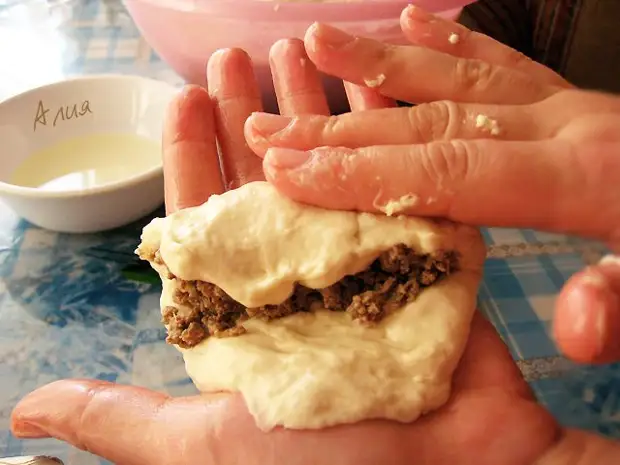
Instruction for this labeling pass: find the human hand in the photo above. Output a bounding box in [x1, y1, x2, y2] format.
[245, 6, 620, 365]
[163, 38, 393, 209]
[11, 38, 578, 465]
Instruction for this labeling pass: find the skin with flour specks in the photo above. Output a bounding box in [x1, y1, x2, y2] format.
[137, 181, 486, 431]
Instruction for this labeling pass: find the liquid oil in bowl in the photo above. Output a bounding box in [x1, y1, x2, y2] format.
[10, 133, 161, 191]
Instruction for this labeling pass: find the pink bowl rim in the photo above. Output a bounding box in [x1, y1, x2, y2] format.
[124, 0, 477, 22]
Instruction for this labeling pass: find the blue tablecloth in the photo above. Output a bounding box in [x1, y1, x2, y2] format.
[0, 1, 618, 463]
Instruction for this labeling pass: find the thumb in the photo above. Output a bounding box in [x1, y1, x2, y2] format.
[11, 379, 239, 465]
[10, 380, 423, 465]
[262, 139, 618, 242]
[554, 255, 620, 364]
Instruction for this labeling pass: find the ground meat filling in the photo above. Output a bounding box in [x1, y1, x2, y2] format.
[152, 245, 458, 349]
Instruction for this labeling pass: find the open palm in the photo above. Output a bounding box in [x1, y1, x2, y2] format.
[11, 313, 558, 465]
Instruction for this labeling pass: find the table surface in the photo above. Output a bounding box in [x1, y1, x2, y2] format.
[0, 0, 619, 463]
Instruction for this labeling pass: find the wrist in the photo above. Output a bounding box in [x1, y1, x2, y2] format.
[535, 428, 620, 465]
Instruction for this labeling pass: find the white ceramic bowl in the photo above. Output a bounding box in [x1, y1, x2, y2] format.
[0, 75, 178, 234]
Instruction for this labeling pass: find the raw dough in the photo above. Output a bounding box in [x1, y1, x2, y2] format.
[138, 181, 486, 431]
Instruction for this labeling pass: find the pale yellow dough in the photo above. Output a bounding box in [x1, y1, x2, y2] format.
[137, 181, 486, 431]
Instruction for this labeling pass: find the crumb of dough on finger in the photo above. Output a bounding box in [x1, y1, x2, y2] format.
[374, 193, 419, 217]
[475, 114, 501, 136]
[448, 33, 460, 44]
[364, 74, 386, 88]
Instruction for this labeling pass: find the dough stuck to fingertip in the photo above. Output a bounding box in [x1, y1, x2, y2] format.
[475, 114, 501, 136]
[580, 272, 608, 289]
[364, 74, 386, 88]
[374, 193, 419, 216]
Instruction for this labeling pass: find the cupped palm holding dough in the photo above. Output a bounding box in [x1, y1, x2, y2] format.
[137, 181, 485, 430]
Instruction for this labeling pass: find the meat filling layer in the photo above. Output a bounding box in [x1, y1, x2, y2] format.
[145, 245, 458, 349]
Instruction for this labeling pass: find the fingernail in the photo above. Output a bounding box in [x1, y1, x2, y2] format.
[312, 23, 355, 49]
[181, 85, 194, 98]
[180, 84, 207, 102]
[599, 254, 620, 266]
[403, 4, 436, 24]
[12, 420, 48, 438]
[269, 38, 299, 61]
[579, 271, 611, 355]
[249, 112, 294, 138]
[206, 48, 228, 76]
[206, 48, 235, 85]
[580, 271, 607, 289]
[265, 148, 311, 169]
[210, 47, 233, 62]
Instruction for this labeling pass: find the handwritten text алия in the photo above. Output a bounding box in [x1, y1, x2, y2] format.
[33, 100, 93, 131]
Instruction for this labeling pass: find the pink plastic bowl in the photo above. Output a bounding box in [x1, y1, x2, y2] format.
[124, 0, 476, 112]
